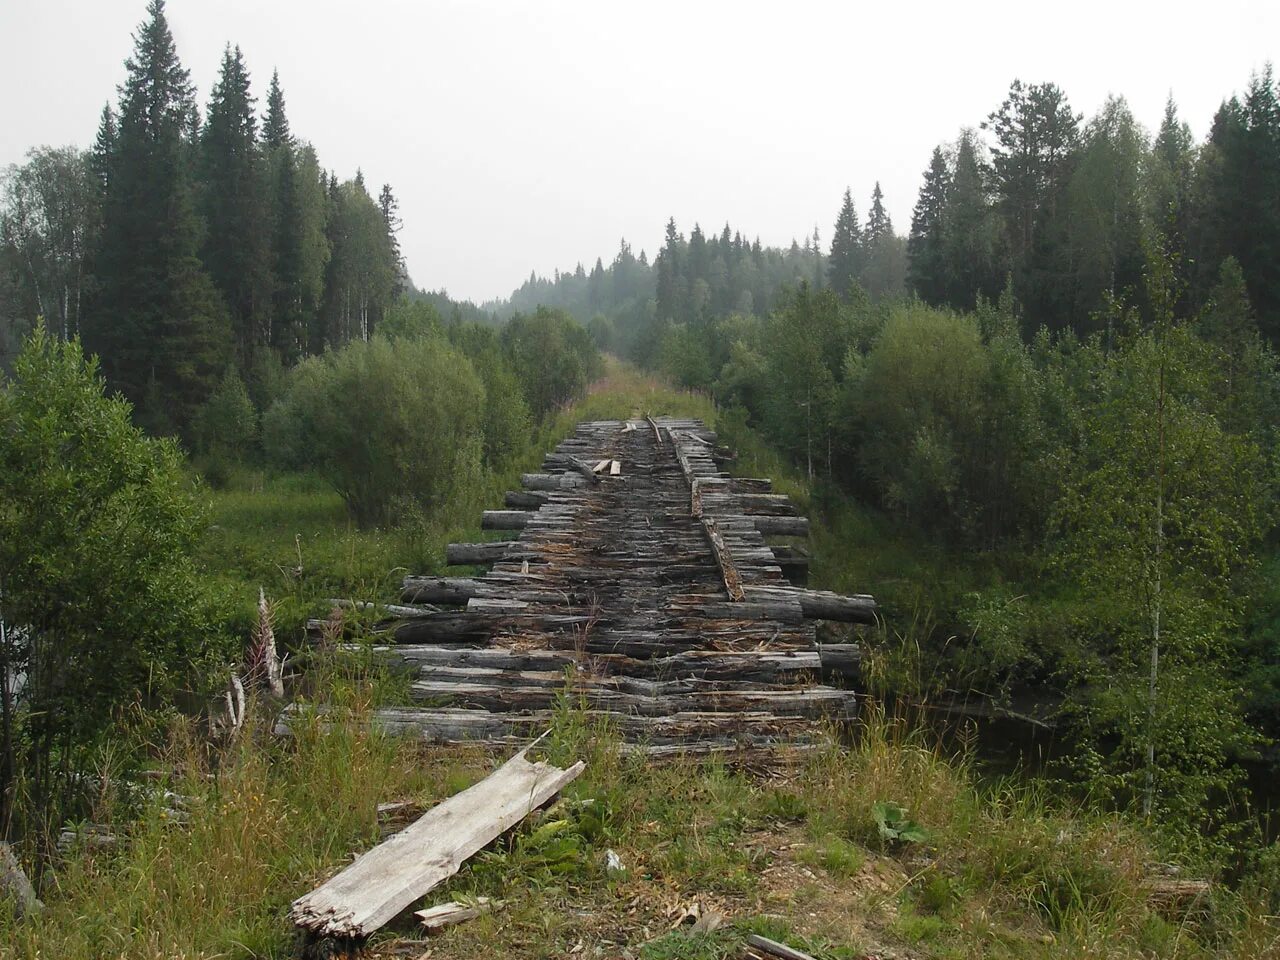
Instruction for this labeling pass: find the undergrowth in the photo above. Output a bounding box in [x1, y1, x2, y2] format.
[5, 362, 1278, 958]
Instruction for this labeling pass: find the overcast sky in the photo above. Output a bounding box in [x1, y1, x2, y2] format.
[3, 1, 1277, 303]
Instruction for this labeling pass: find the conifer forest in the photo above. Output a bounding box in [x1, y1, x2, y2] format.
[2, 2, 1280, 957]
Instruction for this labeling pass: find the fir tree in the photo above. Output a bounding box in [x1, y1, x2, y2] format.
[907, 146, 951, 304]
[202, 44, 272, 365]
[262, 68, 292, 149]
[85, 0, 230, 435]
[827, 187, 862, 299]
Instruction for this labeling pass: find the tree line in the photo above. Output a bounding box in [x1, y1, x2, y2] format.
[0, 0, 404, 436]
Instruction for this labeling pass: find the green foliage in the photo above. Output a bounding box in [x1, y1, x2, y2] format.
[872, 801, 929, 845]
[263, 335, 484, 526]
[193, 367, 257, 469]
[0, 326, 226, 843]
[502, 307, 601, 419]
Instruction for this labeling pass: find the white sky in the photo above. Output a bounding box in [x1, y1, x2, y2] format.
[2, 0, 1277, 303]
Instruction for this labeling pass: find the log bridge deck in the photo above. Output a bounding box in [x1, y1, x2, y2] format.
[353, 417, 876, 755]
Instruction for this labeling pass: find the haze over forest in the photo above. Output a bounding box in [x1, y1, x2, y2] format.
[3, 0, 1278, 301]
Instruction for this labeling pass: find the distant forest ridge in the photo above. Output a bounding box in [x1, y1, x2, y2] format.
[1, 0, 1278, 418]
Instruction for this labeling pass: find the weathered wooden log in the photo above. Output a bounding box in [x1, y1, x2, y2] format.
[521, 473, 586, 491]
[816, 643, 862, 679]
[481, 510, 532, 530]
[747, 586, 877, 624]
[389, 611, 595, 644]
[402, 576, 487, 605]
[747, 515, 810, 537]
[326, 597, 437, 619]
[565, 456, 602, 484]
[290, 742, 583, 943]
[445, 541, 514, 565]
[504, 490, 548, 509]
[410, 678, 856, 717]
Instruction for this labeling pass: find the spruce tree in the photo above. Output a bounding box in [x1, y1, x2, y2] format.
[202, 44, 273, 366]
[907, 146, 951, 304]
[262, 68, 292, 149]
[941, 129, 1006, 311]
[827, 188, 862, 299]
[85, 0, 230, 435]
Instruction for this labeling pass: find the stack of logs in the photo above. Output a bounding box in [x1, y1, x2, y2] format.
[318, 417, 877, 754]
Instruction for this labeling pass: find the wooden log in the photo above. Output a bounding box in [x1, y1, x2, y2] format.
[746, 586, 877, 624]
[290, 742, 583, 943]
[402, 576, 487, 605]
[749, 515, 810, 537]
[446, 541, 514, 565]
[565, 456, 602, 484]
[325, 597, 439, 619]
[521, 473, 585, 491]
[0, 841, 41, 919]
[504, 490, 548, 509]
[481, 510, 531, 530]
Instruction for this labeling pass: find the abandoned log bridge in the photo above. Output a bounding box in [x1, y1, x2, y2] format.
[324, 417, 877, 754]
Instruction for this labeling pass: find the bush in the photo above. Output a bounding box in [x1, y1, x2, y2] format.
[502, 307, 601, 419]
[193, 368, 258, 468]
[262, 336, 485, 526]
[0, 326, 226, 844]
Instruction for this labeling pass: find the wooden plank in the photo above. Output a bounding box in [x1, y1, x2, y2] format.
[701, 516, 745, 602]
[645, 414, 664, 445]
[416, 897, 495, 930]
[610, 459, 621, 476]
[746, 934, 819, 960]
[290, 742, 583, 942]
[592, 459, 610, 474]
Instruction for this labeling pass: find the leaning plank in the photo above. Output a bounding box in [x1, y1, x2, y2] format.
[701, 516, 745, 602]
[290, 743, 584, 943]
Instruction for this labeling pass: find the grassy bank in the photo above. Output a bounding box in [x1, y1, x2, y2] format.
[4, 672, 1276, 959]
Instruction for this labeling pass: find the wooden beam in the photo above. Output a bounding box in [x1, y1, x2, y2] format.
[645, 414, 664, 445]
[290, 742, 583, 943]
[701, 516, 745, 602]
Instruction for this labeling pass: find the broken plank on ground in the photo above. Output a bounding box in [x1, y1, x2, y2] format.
[289, 741, 583, 944]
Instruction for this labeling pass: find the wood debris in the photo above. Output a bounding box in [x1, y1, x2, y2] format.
[290, 742, 583, 947]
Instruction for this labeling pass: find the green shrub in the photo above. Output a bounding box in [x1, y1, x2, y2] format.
[0, 326, 228, 844]
[262, 336, 485, 526]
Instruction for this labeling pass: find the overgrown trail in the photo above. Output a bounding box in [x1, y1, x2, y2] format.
[352, 417, 875, 753]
